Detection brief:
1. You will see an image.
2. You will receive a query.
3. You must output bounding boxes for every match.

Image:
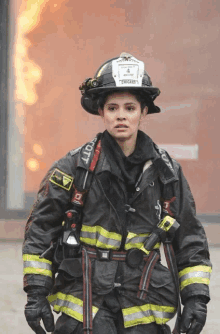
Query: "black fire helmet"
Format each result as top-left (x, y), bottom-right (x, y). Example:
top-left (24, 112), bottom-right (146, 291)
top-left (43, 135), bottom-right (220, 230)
top-left (79, 52), bottom-right (161, 115)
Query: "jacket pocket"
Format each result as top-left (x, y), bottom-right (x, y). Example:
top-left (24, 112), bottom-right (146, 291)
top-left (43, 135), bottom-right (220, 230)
top-left (92, 260), bottom-right (118, 295)
top-left (147, 262), bottom-right (178, 307)
top-left (58, 258), bottom-right (83, 280)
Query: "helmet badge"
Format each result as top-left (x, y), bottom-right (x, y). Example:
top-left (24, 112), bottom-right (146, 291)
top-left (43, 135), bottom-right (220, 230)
top-left (112, 52), bottom-right (145, 87)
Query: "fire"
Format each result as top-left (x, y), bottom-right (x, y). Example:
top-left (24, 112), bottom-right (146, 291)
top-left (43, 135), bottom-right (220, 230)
top-left (33, 143), bottom-right (43, 155)
top-left (15, 0), bottom-right (49, 105)
top-left (27, 158), bottom-right (40, 171)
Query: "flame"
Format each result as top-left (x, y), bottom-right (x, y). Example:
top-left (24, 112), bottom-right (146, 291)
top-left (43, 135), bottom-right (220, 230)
top-left (27, 158), bottom-right (40, 171)
top-left (33, 143), bottom-right (43, 155)
top-left (15, 0), bottom-right (49, 105)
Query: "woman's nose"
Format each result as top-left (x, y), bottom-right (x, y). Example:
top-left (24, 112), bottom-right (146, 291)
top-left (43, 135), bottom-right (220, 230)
top-left (117, 107), bottom-right (126, 120)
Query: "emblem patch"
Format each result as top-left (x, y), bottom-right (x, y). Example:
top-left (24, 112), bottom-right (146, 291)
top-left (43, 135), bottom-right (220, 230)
top-left (163, 197), bottom-right (176, 217)
top-left (49, 169), bottom-right (73, 191)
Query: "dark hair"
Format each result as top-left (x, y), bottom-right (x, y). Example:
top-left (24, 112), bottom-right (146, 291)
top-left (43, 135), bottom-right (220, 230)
top-left (97, 89), bottom-right (151, 113)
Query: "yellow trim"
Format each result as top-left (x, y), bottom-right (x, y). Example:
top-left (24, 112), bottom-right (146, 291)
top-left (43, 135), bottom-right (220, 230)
top-left (126, 232), bottom-right (150, 239)
top-left (158, 216), bottom-right (175, 232)
top-left (124, 315), bottom-right (173, 328)
top-left (125, 242), bottom-right (161, 251)
top-left (125, 231), bottom-right (160, 253)
top-left (47, 294), bottom-right (57, 303)
top-left (48, 292), bottom-right (98, 322)
top-left (123, 304), bottom-right (175, 316)
top-left (124, 315), bottom-right (156, 327)
top-left (81, 225), bottom-right (121, 241)
top-left (23, 254), bottom-right (52, 265)
top-left (179, 265), bottom-right (212, 278)
top-left (180, 277), bottom-right (210, 291)
top-left (23, 267), bottom-right (52, 277)
top-left (49, 168), bottom-right (73, 191)
top-left (80, 237), bottom-right (119, 249)
top-left (123, 304), bottom-right (176, 328)
top-left (54, 305), bottom-right (83, 322)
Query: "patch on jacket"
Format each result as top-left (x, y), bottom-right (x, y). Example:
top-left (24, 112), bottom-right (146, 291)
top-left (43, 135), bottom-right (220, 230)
top-left (162, 197), bottom-right (176, 217)
top-left (49, 168), bottom-right (74, 191)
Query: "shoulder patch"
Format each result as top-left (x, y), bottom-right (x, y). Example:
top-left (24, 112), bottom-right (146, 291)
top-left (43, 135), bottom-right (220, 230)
top-left (49, 168), bottom-right (74, 191)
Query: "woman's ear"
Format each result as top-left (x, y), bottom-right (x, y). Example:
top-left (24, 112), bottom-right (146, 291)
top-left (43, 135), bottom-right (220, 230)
top-left (98, 108), bottom-right (104, 117)
top-left (141, 106), bottom-right (148, 121)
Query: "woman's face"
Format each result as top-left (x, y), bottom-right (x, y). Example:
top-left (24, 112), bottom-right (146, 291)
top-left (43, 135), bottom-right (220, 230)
top-left (98, 92), bottom-right (147, 142)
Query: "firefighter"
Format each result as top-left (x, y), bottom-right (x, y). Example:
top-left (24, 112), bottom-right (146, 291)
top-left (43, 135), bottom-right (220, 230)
top-left (23, 53), bottom-right (212, 334)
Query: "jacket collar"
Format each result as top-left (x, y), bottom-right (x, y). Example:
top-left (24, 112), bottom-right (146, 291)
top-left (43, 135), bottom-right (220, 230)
top-left (152, 144), bottom-right (179, 184)
top-left (95, 142), bottom-right (179, 185)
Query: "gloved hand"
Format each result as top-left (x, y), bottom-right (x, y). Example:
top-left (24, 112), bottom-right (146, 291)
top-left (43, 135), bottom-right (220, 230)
top-left (180, 296), bottom-right (207, 334)
top-left (25, 286), bottom-right (55, 334)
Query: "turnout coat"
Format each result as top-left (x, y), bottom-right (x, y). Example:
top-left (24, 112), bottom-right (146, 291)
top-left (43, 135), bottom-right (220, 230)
top-left (23, 133), bottom-right (212, 329)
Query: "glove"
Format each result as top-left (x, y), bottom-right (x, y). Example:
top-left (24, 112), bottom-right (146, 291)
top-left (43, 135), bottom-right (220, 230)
top-left (25, 286), bottom-right (55, 334)
top-left (180, 296), bottom-right (207, 334)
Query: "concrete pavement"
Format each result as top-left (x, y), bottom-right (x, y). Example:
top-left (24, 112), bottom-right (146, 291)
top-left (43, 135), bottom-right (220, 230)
top-left (0, 241), bottom-right (218, 334)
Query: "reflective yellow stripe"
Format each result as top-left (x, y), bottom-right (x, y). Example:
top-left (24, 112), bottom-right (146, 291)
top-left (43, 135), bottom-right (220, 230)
top-left (179, 265), bottom-right (212, 278)
top-left (23, 267), bottom-right (53, 277)
top-left (122, 303), bottom-right (176, 328)
top-left (180, 277), bottom-right (210, 290)
top-left (23, 254), bottom-right (52, 265)
top-left (179, 265), bottom-right (212, 291)
top-left (48, 292), bottom-right (98, 322)
top-left (23, 254), bottom-right (52, 278)
top-left (80, 225), bottom-right (122, 250)
top-left (125, 231), bottom-right (161, 252)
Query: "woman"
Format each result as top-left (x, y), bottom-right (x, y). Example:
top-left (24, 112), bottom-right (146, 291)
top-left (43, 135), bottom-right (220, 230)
top-left (23, 53), bottom-right (211, 334)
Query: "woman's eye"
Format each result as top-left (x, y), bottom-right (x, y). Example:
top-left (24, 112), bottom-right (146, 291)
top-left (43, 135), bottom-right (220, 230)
top-left (108, 106), bottom-right (116, 111)
top-left (127, 106), bottom-right (135, 111)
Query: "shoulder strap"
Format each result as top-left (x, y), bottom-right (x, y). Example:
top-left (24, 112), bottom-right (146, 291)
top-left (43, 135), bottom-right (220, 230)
top-left (71, 134), bottom-right (102, 207)
top-left (153, 144), bottom-right (179, 184)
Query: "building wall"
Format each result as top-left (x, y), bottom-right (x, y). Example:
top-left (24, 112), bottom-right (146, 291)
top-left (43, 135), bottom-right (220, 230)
top-left (13, 0), bottom-right (220, 213)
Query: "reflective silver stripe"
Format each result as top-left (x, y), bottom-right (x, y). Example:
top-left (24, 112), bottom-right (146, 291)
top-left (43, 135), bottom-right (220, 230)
top-left (56, 298), bottom-right (83, 316)
top-left (123, 309), bottom-right (174, 322)
top-left (180, 271), bottom-right (211, 282)
top-left (81, 231), bottom-right (121, 248)
top-left (124, 308), bottom-right (151, 322)
top-left (56, 297), bottom-right (97, 319)
top-left (81, 231), bottom-right (96, 239)
top-left (23, 261), bottom-right (52, 270)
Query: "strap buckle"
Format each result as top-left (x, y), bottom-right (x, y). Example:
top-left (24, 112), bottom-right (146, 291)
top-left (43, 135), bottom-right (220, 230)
top-left (96, 249), bottom-right (112, 261)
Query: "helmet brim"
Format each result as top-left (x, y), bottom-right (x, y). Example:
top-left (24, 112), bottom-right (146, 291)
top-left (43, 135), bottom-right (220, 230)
top-left (81, 86), bottom-right (161, 115)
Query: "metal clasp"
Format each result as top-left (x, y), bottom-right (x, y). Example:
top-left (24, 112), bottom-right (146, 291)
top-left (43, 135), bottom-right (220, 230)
top-left (125, 204), bottom-right (136, 213)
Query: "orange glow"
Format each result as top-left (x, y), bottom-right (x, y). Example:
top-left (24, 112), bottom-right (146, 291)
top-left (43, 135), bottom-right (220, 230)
top-left (15, 0), bottom-right (49, 105)
top-left (27, 158), bottom-right (40, 171)
top-left (33, 143), bottom-right (43, 156)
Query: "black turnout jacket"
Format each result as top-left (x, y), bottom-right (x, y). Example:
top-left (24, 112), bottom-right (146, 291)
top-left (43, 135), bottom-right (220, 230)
top-left (23, 131), bottom-right (212, 328)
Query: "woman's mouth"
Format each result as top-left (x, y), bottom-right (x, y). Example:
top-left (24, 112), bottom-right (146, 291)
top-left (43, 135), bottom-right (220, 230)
top-left (115, 124), bottom-right (128, 128)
